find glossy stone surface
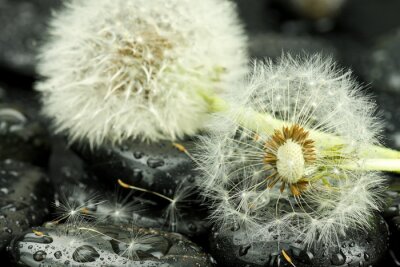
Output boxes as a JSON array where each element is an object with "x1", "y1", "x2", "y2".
[
  {"x1": 362, "y1": 31, "x2": 400, "y2": 94},
  {"x1": 10, "y1": 224, "x2": 214, "y2": 266},
  {"x1": 209, "y1": 215, "x2": 389, "y2": 267},
  {"x1": 249, "y1": 33, "x2": 338, "y2": 60},
  {"x1": 0, "y1": 103, "x2": 50, "y2": 166},
  {"x1": 50, "y1": 141, "x2": 210, "y2": 239},
  {"x1": 74, "y1": 139, "x2": 199, "y2": 198},
  {"x1": 0, "y1": 0, "x2": 61, "y2": 75},
  {"x1": 0, "y1": 160, "x2": 51, "y2": 250}
]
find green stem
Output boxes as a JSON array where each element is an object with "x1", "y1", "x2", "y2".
[
  {"x1": 204, "y1": 93, "x2": 400, "y2": 173},
  {"x1": 342, "y1": 159, "x2": 400, "y2": 174}
]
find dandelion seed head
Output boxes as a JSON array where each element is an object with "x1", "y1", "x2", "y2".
[
  {"x1": 36, "y1": 0, "x2": 247, "y2": 146},
  {"x1": 197, "y1": 54, "x2": 384, "y2": 246}
]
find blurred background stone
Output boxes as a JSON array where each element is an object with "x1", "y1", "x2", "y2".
[
  {"x1": 0, "y1": 160, "x2": 51, "y2": 251},
  {"x1": 249, "y1": 33, "x2": 338, "y2": 59},
  {"x1": 362, "y1": 30, "x2": 400, "y2": 94},
  {"x1": 0, "y1": 103, "x2": 50, "y2": 166},
  {"x1": 0, "y1": 0, "x2": 61, "y2": 76}
]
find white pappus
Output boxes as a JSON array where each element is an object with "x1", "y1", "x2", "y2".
[
  {"x1": 36, "y1": 0, "x2": 248, "y2": 146},
  {"x1": 196, "y1": 54, "x2": 385, "y2": 247}
]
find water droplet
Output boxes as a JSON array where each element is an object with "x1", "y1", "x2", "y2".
[
  {"x1": 187, "y1": 175, "x2": 195, "y2": 183},
  {"x1": 147, "y1": 158, "x2": 164, "y2": 168},
  {"x1": 364, "y1": 253, "x2": 370, "y2": 261},
  {"x1": 54, "y1": 251, "x2": 62, "y2": 259},
  {"x1": 72, "y1": 245, "x2": 100, "y2": 263},
  {"x1": 238, "y1": 244, "x2": 251, "y2": 256},
  {"x1": 33, "y1": 250, "x2": 47, "y2": 261},
  {"x1": 0, "y1": 188, "x2": 9, "y2": 194},
  {"x1": 133, "y1": 152, "x2": 143, "y2": 159},
  {"x1": 3, "y1": 227, "x2": 12, "y2": 234},
  {"x1": 188, "y1": 223, "x2": 197, "y2": 232},
  {"x1": 331, "y1": 252, "x2": 346, "y2": 265},
  {"x1": 230, "y1": 223, "x2": 240, "y2": 231},
  {"x1": 133, "y1": 169, "x2": 143, "y2": 180},
  {"x1": 23, "y1": 234, "x2": 53, "y2": 244}
]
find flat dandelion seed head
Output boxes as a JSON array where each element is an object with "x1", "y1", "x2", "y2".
[{"x1": 36, "y1": 0, "x2": 248, "y2": 146}]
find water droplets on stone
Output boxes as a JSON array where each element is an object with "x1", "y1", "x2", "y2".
[
  {"x1": 132, "y1": 168, "x2": 143, "y2": 181},
  {"x1": 331, "y1": 251, "x2": 346, "y2": 265},
  {"x1": 33, "y1": 250, "x2": 47, "y2": 261},
  {"x1": 54, "y1": 251, "x2": 62, "y2": 259},
  {"x1": 188, "y1": 223, "x2": 197, "y2": 232},
  {"x1": 133, "y1": 152, "x2": 143, "y2": 159},
  {"x1": 147, "y1": 158, "x2": 165, "y2": 168},
  {"x1": 72, "y1": 245, "x2": 100, "y2": 263},
  {"x1": 238, "y1": 244, "x2": 251, "y2": 256},
  {"x1": 111, "y1": 235, "x2": 169, "y2": 260},
  {"x1": 364, "y1": 252, "x2": 370, "y2": 261}
]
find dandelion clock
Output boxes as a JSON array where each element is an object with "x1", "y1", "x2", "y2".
[
  {"x1": 197, "y1": 55, "x2": 390, "y2": 266},
  {"x1": 36, "y1": 0, "x2": 247, "y2": 146},
  {"x1": 35, "y1": 0, "x2": 247, "y2": 204}
]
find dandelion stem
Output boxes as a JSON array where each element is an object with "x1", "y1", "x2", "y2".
[
  {"x1": 206, "y1": 94, "x2": 400, "y2": 173},
  {"x1": 342, "y1": 159, "x2": 400, "y2": 174},
  {"x1": 118, "y1": 179, "x2": 174, "y2": 202}
]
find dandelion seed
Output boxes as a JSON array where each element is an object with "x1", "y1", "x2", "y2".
[
  {"x1": 196, "y1": 54, "x2": 385, "y2": 246},
  {"x1": 118, "y1": 178, "x2": 196, "y2": 232}
]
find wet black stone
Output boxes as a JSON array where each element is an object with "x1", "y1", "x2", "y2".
[
  {"x1": 337, "y1": 0, "x2": 400, "y2": 40},
  {"x1": 48, "y1": 141, "x2": 210, "y2": 239},
  {"x1": 249, "y1": 33, "x2": 338, "y2": 60},
  {"x1": 361, "y1": 31, "x2": 400, "y2": 94},
  {"x1": 232, "y1": 0, "x2": 279, "y2": 33},
  {"x1": 209, "y1": 215, "x2": 389, "y2": 267},
  {"x1": 72, "y1": 245, "x2": 100, "y2": 263},
  {"x1": 375, "y1": 91, "x2": 400, "y2": 150},
  {"x1": 73, "y1": 139, "x2": 200, "y2": 199},
  {"x1": 0, "y1": 160, "x2": 51, "y2": 251},
  {"x1": 0, "y1": 0, "x2": 62, "y2": 75},
  {"x1": 0, "y1": 103, "x2": 50, "y2": 166},
  {"x1": 383, "y1": 178, "x2": 400, "y2": 266},
  {"x1": 273, "y1": 0, "x2": 346, "y2": 20},
  {"x1": 10, "y1": 224, "x2": 214, "y2": 266}
]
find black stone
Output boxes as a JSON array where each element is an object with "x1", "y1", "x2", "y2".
[
  {"x1": 49, "y1": 141, "x2": 210, "y2": 239},
  {"x1": 361, "y1": 31, "x2": 400, "y2": 94},
  {"x1": 249, "y1": 33, "x2": 338, "y2": 60},
  {"x1": 10, "y1": 224, "x2": 214, "y2": 266},
  {"x1": 383, "y1": 177, "x2": 400, "y2": 266},
  {"x1": 0, "y1": 103, "x2": 50, "y2": 166},
  {"x1": 209, "y1": 215, "x2": 389, "y2": 267},
  {"x1": 337, "y1": 0, "x2": 400, "y2": 40},
  {"x1": 0, "y1": 160, "x2": 51, "y2": 251},
  {"x1": 73, "y1": 139, "x2": 200, "y2": 199},
  {"x1": 375, "y1": 91, "x2": 400, "y2": 150},
  {"x1": 232, "y1": 0, "x2": 279, "y2": 33},
  {"x1": 0, "y1": 0, "x2": 62, "y2": 76}
]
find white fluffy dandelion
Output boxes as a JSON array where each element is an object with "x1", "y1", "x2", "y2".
[
  {"x1": 197, "y1": 54, "x2": 386, "y2": 246},
  {"x1": 36, "y1": 0, "x2": 247, "y2": 146}
]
